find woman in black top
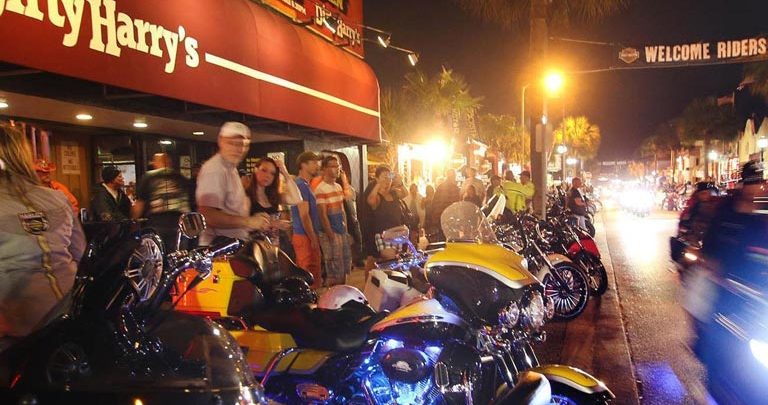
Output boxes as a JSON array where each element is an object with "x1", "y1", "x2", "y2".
[
  {"x1": 246, "y1": 158, "x2": 302, "y2": 244},
  {"x1": 366, "y1": 167, "x2": 407, "y2": 259}
]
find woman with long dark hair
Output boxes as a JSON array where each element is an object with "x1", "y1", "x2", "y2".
[{"x1": 246, "y1": 157, "x2": 302, "y2": 242}]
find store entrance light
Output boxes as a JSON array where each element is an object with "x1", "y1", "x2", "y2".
[
  {"x1": 708, "y1": 150, "x2": 719, "y2": 161},
  {"x1": 407, "y1": 52, "x2": 419, "y2": 66},
  {"x1": 377, "y1": 34, "x2": 391, "y2": 48},
  {"x1": 0, "y1": 100, "x2": 8, "y2": 109},
  {"x1": 322, "y1": 15, "x2": 340, "y2": 34}
]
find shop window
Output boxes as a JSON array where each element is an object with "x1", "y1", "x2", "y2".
[{"x1": 95, "y1": 134, "x2": 136, "y2": 185}]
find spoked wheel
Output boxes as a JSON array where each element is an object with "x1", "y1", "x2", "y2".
[
  {"x1": 576, "y1": 253, "x2": 608, "y2": 297},
  {"x1": 124, "y1": 233, "x2": 164, "y2": 303},
  {"x1": 544, "y1": 263, "x2": 589, "y2": 321}
]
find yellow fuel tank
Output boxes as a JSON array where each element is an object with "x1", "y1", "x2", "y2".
[{"x1": 427, "y1": 242, "x2": 535, "y2": 289}]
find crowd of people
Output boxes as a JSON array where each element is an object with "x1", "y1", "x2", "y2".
[{"x1": 0, "y1": 120, "x2": 547, "y2": 344}]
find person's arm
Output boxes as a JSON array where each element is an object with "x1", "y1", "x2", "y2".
[
  {"x1": 315, "y1": 184, "x2": 334, "y2": 236},
  {"x1": 367, "y1": 182, "x2": 383, "y2": 209},
  {"x1": 297, "y1": 200, "x2": 320, "y2": 248},
  {"x1": 198, "y1": 206, "x2": 267, "y2": 230},
  {"x1": 340, "y1": 171, "x2": 353, "y2": 200},
  {"x1": 276, "y1": 160, "x2": 302, "y2": 205},
  {"x1": 522, "y1": 183, "x2": 535, "y2": 199}
]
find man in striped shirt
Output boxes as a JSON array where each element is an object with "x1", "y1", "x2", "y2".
[{"x1": 314, "y1": 155, "x2": 352, "y2": 286}]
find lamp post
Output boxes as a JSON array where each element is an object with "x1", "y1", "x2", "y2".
[
  {"x1": 521, "y1": 83, "x2": 531, "y2": 131},
  {"x1": 534, "y1": 70, "x2": 564, "y2": 219}
]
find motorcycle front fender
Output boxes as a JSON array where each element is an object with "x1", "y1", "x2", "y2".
[
  {"x1": 546, "y1": 254, "x2": 573, "y2": 268},
  {"x1": 529, "y1": 364, "x2": 614, "y2": 399}
]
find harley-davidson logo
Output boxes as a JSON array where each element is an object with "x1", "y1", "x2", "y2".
[
  {"x1": 18, "y1": 211, "x2": 49, "y2": 235},
  {"x1": 619, "y1": 47, "x2": 640, "y2": 64}
]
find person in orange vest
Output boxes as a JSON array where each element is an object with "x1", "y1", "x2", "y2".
[{"x1": 34, "y1": 159, "x2": 79, "y2": 214}]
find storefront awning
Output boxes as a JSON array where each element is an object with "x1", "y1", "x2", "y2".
[{"x1": 0, "y1": 0, "x2": 380, "y2": 142}]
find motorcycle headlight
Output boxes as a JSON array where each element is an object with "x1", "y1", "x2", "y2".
[
  {"x1": 520, "y1": 258, "x2": 529, "y2": 271},
  {"x1": 498, "y1": 302, "x2": 520, "y2": 328},
  {"x1": 523, "y1": 292, "x2": 546, "y2": 330}
]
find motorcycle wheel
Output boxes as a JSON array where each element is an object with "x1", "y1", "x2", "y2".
[
  {"x1": 544, "y1": 263, "x2": 589, "y2": 321},
  {"x1": 576, "y1": 253, "x2": 608, "y2": 297}
]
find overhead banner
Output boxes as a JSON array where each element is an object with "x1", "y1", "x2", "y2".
[
  {"x1": 619, "y1": 35, "x2": 768, "y2": 66},
  {"x1": 0, "y1": 0, "x2": 380, "y2": 142}
]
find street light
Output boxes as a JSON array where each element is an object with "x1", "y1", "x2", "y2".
[
  {"x1": 566, "y1": 157, "x2": 578, "y2": 165},
  {"x1": 556, "y1": 144, "x2": 568, "y2": 154},
  {"x1": 543, "y1": 71, "x2": 565, "y2": 96},
  {"x1": 758, "y1": 137, "x2": 768, "y2": 149},
  {"x1": 708, "y1": 150, "x2": 719, "y2": 161}
]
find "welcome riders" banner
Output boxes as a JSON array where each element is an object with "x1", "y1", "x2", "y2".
[{"x1": 618, "y1": 35, "x2": 768, "y2": 66}]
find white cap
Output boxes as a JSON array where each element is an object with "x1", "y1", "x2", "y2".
[{"x1": 219, "y1": 121, "x2": 251, "y2": 139}]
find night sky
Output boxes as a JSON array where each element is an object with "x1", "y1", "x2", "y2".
[{"x1": 362, "y1": 0, "x2": 768, "y2": 160}]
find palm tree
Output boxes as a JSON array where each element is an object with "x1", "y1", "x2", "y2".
[
  {"x1": 553, "y1": 116, "x2": 601, "y2": 160},
  {"x1": 745, "y1": 62, "x2": 768, "y2": 100},
  {"x1": 452, "y1": 0, "x2": 628, "y2": 30},
  {"x1": 477, "y1": 113, "x2": 529, "y2": 165},
  {"x1": 677, "y1": 97, "x2": 740, "y2": 178},
  {"x1": 378, "y1": 68, "x2": 483, "y2": 166}
]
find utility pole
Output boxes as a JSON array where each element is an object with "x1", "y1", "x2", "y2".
[{"x1": 529, "y1": 0, "x2": 549, "y2": 219}]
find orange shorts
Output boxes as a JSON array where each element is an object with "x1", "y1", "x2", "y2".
[{"x1": 292, "y1": 234, "x2": 323, "y2": 288}]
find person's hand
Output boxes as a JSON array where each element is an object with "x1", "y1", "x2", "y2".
[
  {"x1": 246, "y1": 213, "x2": 271, "y2": 230},
  {"x1": 274, "y1": 159, "x2": 288, "y2": 175},
  {"x1": 270, "y1": 217, "x2": 292, "y2": 231}
]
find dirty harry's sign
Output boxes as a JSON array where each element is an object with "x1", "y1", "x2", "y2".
[
  {"x1": 0, "y1": 0, "x2": 200, "y2": 74},
  {"x1": 262, "y1": 0, "x2": 363, "y2": 57},
  {"x1": 620, "y1": 35, "x2": 768, "y2": 66}
]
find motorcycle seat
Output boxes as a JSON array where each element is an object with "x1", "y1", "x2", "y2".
[
  {"x1": 249, "y1": 303, "x2": 388, "y2": 352},
  {"x1": 231, "y1": 239, "x2": 313, "y2": 286}
]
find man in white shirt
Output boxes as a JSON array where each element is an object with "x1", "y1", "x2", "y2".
[{"x1": 196, "y1": 122, "x2": 269, "y2": 245}]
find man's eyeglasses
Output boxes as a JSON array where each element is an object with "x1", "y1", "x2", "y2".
[{"x1": 222, "y1": 139, "x2": 250, "y2": 147}]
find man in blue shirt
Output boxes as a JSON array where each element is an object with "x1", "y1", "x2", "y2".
[{"x1": 291, "y1": 151, "x2": 323, "y2": 288}]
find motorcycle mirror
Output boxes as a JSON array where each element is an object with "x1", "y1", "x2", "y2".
[
  {"x1": 381, "y1": 225, "x2": 410, "y2": 244},
  {"x1": 179, "y1": 212, "x2": 206, "y2": 239}
]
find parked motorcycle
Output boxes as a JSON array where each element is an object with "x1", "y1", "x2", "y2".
[
  {"x1": 495, "y1": 212, "x2": 591, "y2": 320},
  {"x1": 0, "y1": 214, "x2": 265, "y2": 404},
  {"x1": 540, "y1": 214, "x2": 608, "y2": 297}
]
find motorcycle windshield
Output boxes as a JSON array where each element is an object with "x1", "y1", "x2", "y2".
[{"x1": 441, "y1": 201, "x2": 499, "y2": 244}]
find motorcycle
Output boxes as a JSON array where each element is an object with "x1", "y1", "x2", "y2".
[
  {"x1": 540, "y1": 214, "x2": 608, "y2": 297},
  {"x1": 0, "y1": 213, "x2": 265, "y2": 404}
]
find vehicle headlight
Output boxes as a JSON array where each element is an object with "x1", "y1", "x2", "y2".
[
  {"x1": 523, "y1": 292, "x2": 546, "y2": 329},
  {"x1": 520, "y1": 258, "x2": 529, "y2": 271},
  {"x1": 750, "y1": 339, "x2": 768, "y2": 369},
  {"x1": 498, "y1": 302, "x2": 520, "y2": 328}
]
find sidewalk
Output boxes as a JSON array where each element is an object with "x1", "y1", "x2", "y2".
[{"x1": 544, "y1": 210, "x2": 641, "y2": 404}]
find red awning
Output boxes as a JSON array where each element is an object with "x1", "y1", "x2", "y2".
[{"x1": 0, "y1": 0, "x2": 380, "y2": 142}]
